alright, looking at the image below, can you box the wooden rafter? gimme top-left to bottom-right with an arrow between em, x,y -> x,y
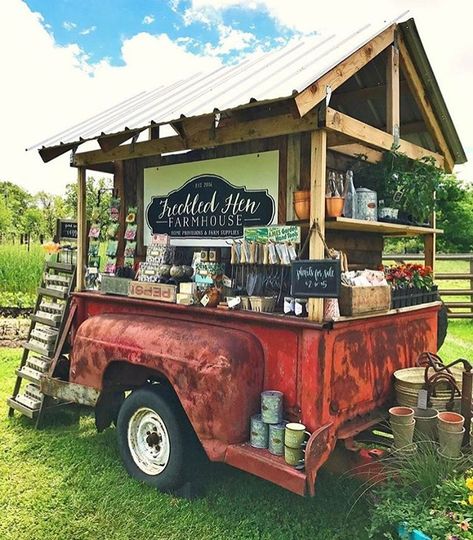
38,143 -> 78,163
295,25 -> 395,117
324,107 -> 444,168
72,110 -> 319,167
386,43 -> 400,138
98,129 -> 143,153
398,37 -> 454,172
329,143 -> 383,164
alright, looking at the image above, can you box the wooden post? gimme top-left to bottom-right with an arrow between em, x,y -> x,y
470,259 -> 473,314
76,166 -> 87,291
114,161 -> 126,268
386,44 -> 400,139
308,129 -> 327,322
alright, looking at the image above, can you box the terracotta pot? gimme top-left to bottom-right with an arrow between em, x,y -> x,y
389,406 -> 414,425
325,196 -> 344,218
438,411 -> 464,432
293,190 -> 310,220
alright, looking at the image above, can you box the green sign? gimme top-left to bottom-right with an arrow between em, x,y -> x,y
244,225 -> 300,244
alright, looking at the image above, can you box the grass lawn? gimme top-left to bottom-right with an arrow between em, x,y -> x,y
0,350 -> 369,540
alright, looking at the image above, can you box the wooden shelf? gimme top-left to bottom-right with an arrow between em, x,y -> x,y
288,218 -> 442,236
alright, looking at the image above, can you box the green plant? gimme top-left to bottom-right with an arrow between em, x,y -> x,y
366,443 -> 473,539
353,148 -> 447,224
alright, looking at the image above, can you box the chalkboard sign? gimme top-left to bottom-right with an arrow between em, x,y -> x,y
57,219 -> 78,241
291,259 -> 341,298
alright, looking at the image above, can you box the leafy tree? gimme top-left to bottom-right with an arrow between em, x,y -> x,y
0,197 -> 12,235
35,191 -> 68,239
64,176 -> 113,237
0,181 -> 33,236
22,208 -> 45,239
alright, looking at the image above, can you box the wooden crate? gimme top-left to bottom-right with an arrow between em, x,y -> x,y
100,276 -> 132,296
339,284 -> 391,316
128,282 -> 177,303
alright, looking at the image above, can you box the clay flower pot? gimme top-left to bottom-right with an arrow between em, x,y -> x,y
438,411 -> 464,432
390,419 -> 415,448
438,426 -> 465,458
293,190 -> 310,220
413,407 -> 438,441
389,406 -> 414,425
325,196 -> 344,218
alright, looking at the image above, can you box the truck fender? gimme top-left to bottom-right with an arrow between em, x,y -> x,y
70,314 -> 265,457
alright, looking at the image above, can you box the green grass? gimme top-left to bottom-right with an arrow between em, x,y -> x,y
0,349 -> 369,540
439,319 -> 473,361
0,244 -> 44,306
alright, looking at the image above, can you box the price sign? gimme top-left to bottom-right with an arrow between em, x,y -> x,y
57,219 -> 78,241
291,259 -> 341,298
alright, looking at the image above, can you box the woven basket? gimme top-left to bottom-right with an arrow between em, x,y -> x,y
250,296 -> 277,313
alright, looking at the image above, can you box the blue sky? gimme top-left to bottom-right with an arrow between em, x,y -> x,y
25,0 -> 292,65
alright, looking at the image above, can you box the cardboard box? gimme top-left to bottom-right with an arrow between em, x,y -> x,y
179,282 -> 197,295
128,282 -> 177,303
176,293 -> 194,305
339,284 -> 391,316
100,275 -> 132,296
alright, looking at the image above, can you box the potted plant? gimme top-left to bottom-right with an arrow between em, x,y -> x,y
353,148 -> 446,225
293,186 -> 310,220
325,171 -> 344,218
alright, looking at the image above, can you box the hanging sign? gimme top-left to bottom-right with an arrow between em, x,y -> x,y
146,174 -> 275,240
291,259 -> 341,298
244,225 -> 300,244
57,219 -> 78,241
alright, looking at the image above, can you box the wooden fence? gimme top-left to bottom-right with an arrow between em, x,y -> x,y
382,253 -> 473,320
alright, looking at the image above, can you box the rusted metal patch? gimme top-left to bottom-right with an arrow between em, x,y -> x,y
40,376 -> 100,406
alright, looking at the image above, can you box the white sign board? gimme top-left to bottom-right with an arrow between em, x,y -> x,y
144,151 -> 279,246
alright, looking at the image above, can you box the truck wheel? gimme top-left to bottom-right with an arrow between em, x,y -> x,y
117,387 -> 184,491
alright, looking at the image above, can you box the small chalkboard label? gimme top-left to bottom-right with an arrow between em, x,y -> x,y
57,219 -> 78,241
291,259 -> 341,298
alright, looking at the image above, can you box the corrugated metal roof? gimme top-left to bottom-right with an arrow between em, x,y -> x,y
27,13 -> 466,165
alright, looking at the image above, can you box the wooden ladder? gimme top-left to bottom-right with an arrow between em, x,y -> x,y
7,260 -> 77,428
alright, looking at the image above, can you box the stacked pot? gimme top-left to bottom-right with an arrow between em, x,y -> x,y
389,407 -> 417,452
437,412 -> 465,459
389,406 -> 468,459
250,391 -> 286,456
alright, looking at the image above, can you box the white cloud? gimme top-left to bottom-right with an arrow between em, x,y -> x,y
142,15 -> 154,25
205,24 -> 255,55
62,21 -> 76,31
79,25 -> 96,35
0,0 -> 221,194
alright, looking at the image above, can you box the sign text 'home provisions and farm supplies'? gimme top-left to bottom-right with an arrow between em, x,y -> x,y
291,260 -> 341,298
144,152 -> 279,245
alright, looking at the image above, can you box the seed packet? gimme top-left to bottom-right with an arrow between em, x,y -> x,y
110,197 -> 120,222
124,257 -> 135,268
106,223 -> 119,239
106,240 -> 118,257
124,241 -> 136,258
125,224 -> 137,240
88,255 -> 100,268
88,223 -> 101,238
88,240 -> 100,257
104,257 -> 116,274
126,207 -> 137,223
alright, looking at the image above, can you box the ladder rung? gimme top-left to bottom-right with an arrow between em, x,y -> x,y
30,314 -> 61,328
24,341 -> 54,358
46,262 -> 75,273
16,367 -> 42,383
26,356 -> 51,372
37,287 -> 67,300
440,289 -> 473,295
7,396 -> 40,417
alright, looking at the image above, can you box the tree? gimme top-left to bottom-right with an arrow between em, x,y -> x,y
35,191 -> 68,239
22,208 -> 45,240
0,181 -> 33,237
0,197 -> 12,237
64,176 -> 113,238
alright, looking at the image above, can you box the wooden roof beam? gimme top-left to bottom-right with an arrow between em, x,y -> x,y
38,143 -> 78,163
295,25 -> 395,117
386,41 -> 400,139
98,129 -> 144,152
72,109 -> 320,167
324,107 -> 444,168
329,143 -> 383,164
398,36 -> 455,172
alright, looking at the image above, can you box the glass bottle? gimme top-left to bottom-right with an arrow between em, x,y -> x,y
343,170 -> 356,218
